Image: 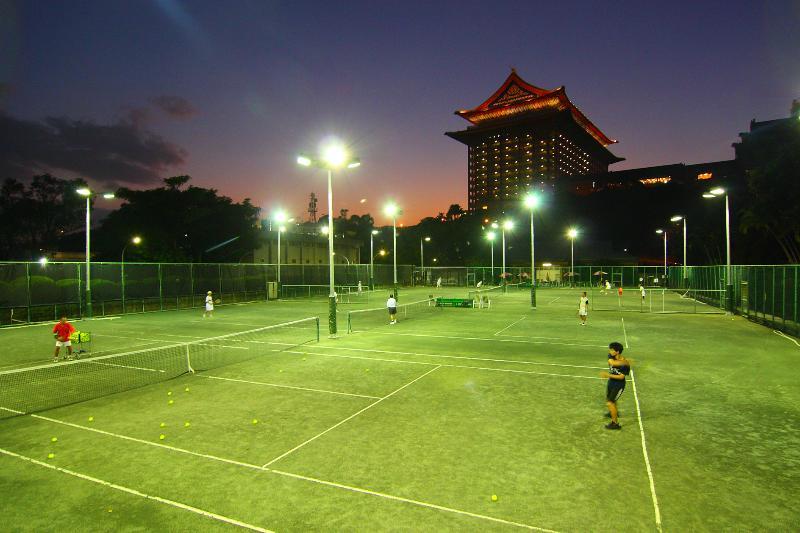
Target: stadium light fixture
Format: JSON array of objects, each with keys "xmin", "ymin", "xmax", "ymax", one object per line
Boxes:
[
  {"xmin": 542, "ymin": 262, "xmax": 552, "ymax": 267},
  {"xmin": 670, "ymin": 215, "xmax": 683, "ymax": 222},
  {"xmin": 671, "ymin": 216, "xmax": 688, "ymax": 280},
  {"xmin": 523, "ymin": 193, "xmax": 542, "ymax": 308},
  {"xmin": 132, "ymin": 236, "xmax": 142, "ymax": 245},
  {"xmin": 420, "ymin": 236, "xmax": 431, "ymax": 281},
  {"xmin": 273, "ymin": 210, "xmax": 288, "ymax": 224},
  {"xmin": 76, "ymin": 188, "xmax": 91, "ymax": 196},
  {"xmin": 703, "ymin": 187, "xmax": 733, "ymax": 312},
  {"xmin": 379, "ymin": 249, "xmax": 387, "ymax": 256},
  {"xmin": 500, "ymin": 221, "xmax": 514, "ymax": 290},
  {"xmin": 322, "ymin": 143, "xmax": 348, "ymax": 168},
  {"xmin": 709, "ymin": 187, "xmax": 726, "ymax": 196},
  {"xmin": 369, "ymin": 229, "xmax": 380, "ymax": 289},
  {"xmin": 655, "ymin": 229, "xmax": 664, "ymax": 234},
  {"xmin": 567, "ymin": 228, "xmax": 578, "ymax": 239},
  {"xmin": 75, "ymin": 187, "xmax": 115, "ymax": 318},
  {"xmin": 523, "ymin": 192, "xmax": 541, "ymax": 209},
  {"xmin": 384, "ymin": 202, "xmax": 402, "ymax": 294},
  {"xmin": 491, "ymin": 222, "xmax": 499, "ymax": 229},
  {"xmin": 567, "ymin": 228, "xmax": 578, "ymax": 287},
  {"xmin": 38, "ymin": 257, "xmax": 48, "ymax": 266},
  {"xmin": 102, "ymin": 192, "xmax": 115, "ymax": 199},
  {"xmin": 702, "ymin": 193, "xmax": 715, "ymax": 198},
  {"xmin": 296, "ymin": 155, "xmax": 312, "ymax": 166},
  {"xmin": 656, "ymin": 229, "xmax": 667, "ymax": 275},
  {"xmin": 320, "ymin": 225, "xmax": 329, "ymax": 235}
]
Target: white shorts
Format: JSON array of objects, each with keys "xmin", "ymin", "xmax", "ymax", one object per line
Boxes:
[
  {"xmin": 579, "ymin": 310, "xmax": 588, "ymax": 317},
  {"xmin": 55, "ymin": 340, "xmax": 72, "ymax": 347},
  {"xmin": 205, "ymin": 304, "xmax": 214, "ymax": 311}
]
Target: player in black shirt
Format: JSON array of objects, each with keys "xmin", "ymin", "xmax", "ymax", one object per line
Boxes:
[{"xmin": 600, "ymin": 341, "xmax": 630, "ymax": 430}]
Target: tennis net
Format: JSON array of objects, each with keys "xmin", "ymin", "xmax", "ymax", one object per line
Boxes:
[
  {"xmin": 0, "ymin": 316, "xmax": 320, "ymax": 419},
  {"xmin": 347, "ymin": 298, "xmax": 437, "ymax": 333},
  {"xmin": 281, "ymin": 284, "xmax": 370, "ymax": 303},
  {"xmin": 467, "ymin": 285, "xmax": 503, "ymax": 301}
]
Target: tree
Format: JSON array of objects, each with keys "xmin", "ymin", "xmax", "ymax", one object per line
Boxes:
[
  {"xmin": 737, "ymin": 115, "xmax": 800, "ymax": 263},
  {"xmin": 446, "ymin": 204, "xmax": 465, "ymax": 221},
  {"xmin": 96, "ymin": 176, "xmax": 262, "ymax": 261},
  {"xmin": 0, "ymin": 174, "xmax": 87, "ymax": 259}
]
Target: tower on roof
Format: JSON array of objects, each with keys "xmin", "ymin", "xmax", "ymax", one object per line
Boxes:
[{"xmin": 445, "ymin": 69, "xmax": 623, "ymax": 213}]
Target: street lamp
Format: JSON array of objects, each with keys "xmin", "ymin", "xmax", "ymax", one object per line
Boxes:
[
  {"xmin": 121, "ymin": 235, "xmax": 142, "ymax": 313},
  {"xmin": 296, "ymin": 141, "xmax": 361, "ymax": 336},
  {"xmin": 567, "ymin": 228, "xmax": 578, "ymax": 287},
  {"xmin": 524, "ymin": 192, "xmax": 541, "ymax": 308},
  {"xmin": 273, "ymin": 210, "xmax": 288, "ymax": 288},
  {"xmin": 703, "ymin": 187, "xmax": 733, "ymax": 313},
  {"xmin": 486, "ymin": 231, "xmax": 497, "ymax": 284},
  {"xmin": 671, "ymin": 215, "xmax": 687, "ymax": 283},
  {"xmin": 501, "ymin": 220, "xmax": 513, "ymax": 292},
  {"xmin": 76, "ymin": 188, "xmax": 115, "ymax": 318},
  {"xmin": 370, "ymin": 229, "xmax": 379, "ymax": 290},
  {"xmin": 655, "ymin": 229, "xmax": 667, "ymax": 277},
  {"xmin": 420, "ymin": 236, "xmax": 431, "ymax": 285},
  {"xmin": 384, "ymin": 202, "xmax": 401, "ymax": 298}
]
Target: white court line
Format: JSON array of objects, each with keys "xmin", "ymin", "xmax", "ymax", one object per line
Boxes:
[
  {"xmin": 773, "ymin": 330, "xmax": 800, "ymax": 348},
  {"xmin": 548, "ymin": 297, "xmax": 561, "ymax": 304},
  {"xmin": 262, "ymin": 366, "xmax": 442, "ymax": 467},
  {"xmin": 630, "ymin": 370, "xmax": 662, "ymax": 532},
  {"xmin": 269, "ymin": 468, "xmax": 557, "ymax": 532},
  {"xmin": 0, "ymin": 446, "xmax": 272, "ymax": 532},
  {"xmin": 87, "ymin": 361, "xmax": 165, "ymax": 373},
  {"xmin": 621, "ymin": 318, "xmax": 629, "ymax": 349},
  {"xmin": 286, "ymin": 350, "xmax": 602, "ymax": 381},
  {"xmin": 300, "ymin": 344, "xmax": 606, "ymax": 370},
  {"xmin": 1, "ymin": 406, "xmax": 25, "ymax": 414},
  {"xmin": 494, "ymin": 315, "xmax": 526, "ymax": 336},
  {"xmin": 94, "ymin": 333, "xmax": 249, "ymax": 350},
  {"xmin": 31, "ymin": 414, "xmax": 552, "ymax": 531},
  {"xmin": 199, "ymin": 374, "xmax": 380, "ymax": 399},
  {"xmin": 368, "ymin": 331, "xmax": 607, "ymax": 348}
]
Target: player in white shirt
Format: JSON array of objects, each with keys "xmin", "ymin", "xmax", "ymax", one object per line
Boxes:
[
  {"xmin": 387, "ymin": 294, "xmax": 397, "ymax": 324},
  {"xmin": 639, "ymin": 285, "xmax": 646, "ymax": 302},
  {"xmin": 436, "ymin": 277, "xmax": 442, "ymax": 288},
  {"xmin": 203, "ymin": 291, "xmax": 214, "ymax": 318},
  {"xmin": 578, "ymin": 291, "xmax": 589, "ymax": 325}
]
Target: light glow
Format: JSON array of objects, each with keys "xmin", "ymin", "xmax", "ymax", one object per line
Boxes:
[
  {"xmin": 567, "ymin": 228, "xmax": 578, "ymax": 239},
  {"xmin": 502, "ymin": 220, "xmax": 513, "ymax": 230},
  {"xmin": 670, "ymin": 215, "xmax": 684, "ymax": 222},
  {"xmin": 273, "ymin": 210, "xmax": 288, "ymax": 223},
  {"xmin": 103, "ymin": 193, "xmax": 115, "ymax": 199},
  {"xmin": 702, "ymin": 193, "xmax": 715, "ymax": 198},
  {"xmin": 320, "ymin": 226, "xmax": 329, "ymax": 235},
  {"xmin": 76, "ymin": 188, "xmax": 91, "ymax": 196},
  {"xmin": 371, "ymin": 229, "xmax": 379, "ymax": 235},
  {"xmin": 296, "ymin": 155, "xmax": 312, "ymax": 167},
  {"xmin": 710, "ymin": 187, "xmax": 726, "ymax": 196},
  {"xmin": 132, "ymin": 236, "xmax": 142, "ymax": 245},
  {"xmin": 322, "ymin": 144, "xmax": 348, "ymax": 168},
  {"xmin": 523, "ymin": 192, "xmax": 541, "ymax": 209},
  {"xmin": 486, "ymin": 231, "xmax": 496, "ymax": 241},
  {"xmin": 656, "ymin": 229, "xmax": 664, "ymax": 234},
  {"xmin": 542, "ymin": 262, "xmax": 552, "ymax": 267},
  {"xmin": 423, "ymin": 236, "xmax": 431, "ymax": 242},
  {"xmin": 38, "ymin": 257, "xmax": 48, "ymax": 266},
  {"xmin": 383, "ymin": 203, "xmax": 399, "ymax": 217}
]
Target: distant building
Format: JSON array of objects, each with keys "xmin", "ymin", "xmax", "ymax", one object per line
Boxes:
[{"xmin": 445, "ymin": 69, "xmax": 622, "ymax": 213}]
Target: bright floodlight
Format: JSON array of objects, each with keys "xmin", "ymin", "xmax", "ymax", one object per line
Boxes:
[
  {"xmin": 503, "ymin": 220, "xmax": 513, "ymax": 230},
  {"xmin": 371, "ymin": 229, "xmax": 379, "ymax": 235},
  {"xmin": 132, "ymin": 236, "xmax": 142, "ymax": 244},
  {"xmin": 279, "ymin": 225, "xmax": 286, "ymax": 233},
  {"xmin": 76, "ymin": 188, "xmax": 91, "ymax": 196},
  {"xmin": 103, "ymin": 193, "xmax": 115, "ymax": 199},
  {"xmin": 702, "ymin": 193, "xmax": 715, "ymax": 198},
  {"xmin": 710, "ymin": 187, "xmax": 726, "ymax": 196},
  {"xmin": 297, "ymin": 155, "xmax": 312, "ymax": 166},
  {"xmin": 567, "ymin": 228, "xmax": 578, "ymax": 239},
  {"xmin": 273, "ymin": 210, "xmax": 288, "ymax": 223},
  {"xmin": 322, "ymin": 144, "xmax": 348, "ymax": 168},
  {"xmin": 424, "ymin": 236, "xmax": 431, "ymax": 242},
  {"xmin": 670, "ymin": 215, "xmax": 684, "ymax": 222},
  {"xmin": 347, "ymin": 160, "xmax": 361, "ymax": 169},
  {"xmin": 491, "ymin": 222, "xmax": 499, "ymax": 229},
  {"xmin": 38, "ymin": 257, "xmax": 48, "ymax": 265},
  {"xmin": 379, "ymin": 249, "xmax": 387, "ymax": 256},
  {"xmin": 320, "ymin": 225, "xmax": 329, "ymax": 235},
  {"xmin": 523, "ymin": 192, "xmax": 541, "ymax": 209},
  {"xmin": 542, "ymin": 262, "xmax": 552, "ymax": 267},
  {"xmin": 486, "ymin": 231, "xmax": 496, "ymax": 241},
  {"xmin": 656, "ymin": 229, "xmax": 664, "ymax": 234},
  {"xmin": 384, "ymin": 203, "xmax": 399, "ymax": 217}
]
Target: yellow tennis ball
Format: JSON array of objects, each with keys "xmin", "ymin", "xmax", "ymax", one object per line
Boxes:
[
  {"xmin": 279, "ymin": 370, "xmax": 283, "ymax": 373},
  {"xmin": 168, "ymin": 400, "xmax": 174, "ymax": 405},
  {"xmin": 88, "ymin": 416, "xmax": 94, "ymax": 422},
  {"xmin": 184, "ymin": 422, "xmax": 190, "ymax": 428},
  {"xmin": 491, "ymin": 495, "xmax": 498, "ymax": 502},
  {"xmin": 51, "ymin": 437, "xmax": 58, "ymax": 443},
  {"xmin": 184, "ymin": 387, "xmax": 190, "ymax": 392},
  {"xmin": 107, "ymin": 509, "xmax": 113, "ymax": 513},
  {"xmin": 252, "ymin": 419, "xmax": 258, "ymax": 425},
  {"xmin": 47, "ymin": 453, "xmax": 55, "ymax": 459},
  {"xmin": 159, "ymin": 434, "xmax": 166, "ymax": 440},
  {"xmin": 160, "ymin": 422, "xmax": 166, "ymax": 428}
]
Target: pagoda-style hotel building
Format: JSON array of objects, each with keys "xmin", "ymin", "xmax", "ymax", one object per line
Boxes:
[{"xmin": 446, "ymin": 69, "xmax": 623, "ymax": 213}]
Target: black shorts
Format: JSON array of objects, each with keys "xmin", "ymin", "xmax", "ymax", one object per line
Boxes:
[
  {"xmin": 606, "ymin": 381, "xmax": 626, "ymax": 402},
  {"xmin": 388, "ymin": 307, "xmax": 397, "ymax": 315}
]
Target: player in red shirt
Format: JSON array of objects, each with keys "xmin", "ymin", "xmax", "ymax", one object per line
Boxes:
[{"xmin": 52, "ymin": 315, "xmax": 76, "ymax": 362}]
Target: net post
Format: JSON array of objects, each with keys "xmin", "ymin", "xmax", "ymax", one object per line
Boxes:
[
  {"xmin": 186, "ymin": 344, "xmax": 194, "ymax": 373},
  {"xmin": 316, "ymin": 316, "xmax": 321, "ymax": 341}
]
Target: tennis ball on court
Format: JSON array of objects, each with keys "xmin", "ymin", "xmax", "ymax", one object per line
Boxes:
[
  {"xmin": 184, "ymin": 387, "xmax": 190, "ymax": 392},
  {"xmin": 107, "ymin": 509, "xmax": 113, "ymax": 513},
  {"xmin": 279, "ymin": 369, "xmax": 284, "ymax": 373},
  {"xmin": 491, "ymin": 494, "xmax": 498, "ymax": 502},
  {"xmin": 252, "ymin": 419, "xmax": 259, "ymax": 425},
  {"xmin": 184, "ymin": 422, "xmax": 190, "ymax": 428},
  {"xmin": 365, "ymin": 368, "xmax": 370, "ymax": 372},
  {"xmin": 47, "ymin": 453, "xmax": 55, "ymax": 459},
  {"xmin": 167, "ymin": 391, "xmax": 172, "ymax": 396},
  {"xmin": 88, "ymin": 416, "xmax": 94, "ymax": 422},
  {"xmin": 168, "ymin": 400, "xmax": 174, "ymax": 405},
  {"xmin": 160, "ymin": 422, "xmax": 166, "ymax": 428},
  {"xmin": 51, "ymin": 437, "xmax": 58, "ymax": 443},
  {"xmin": 159, "ymin": 434, "xmax": 166, "ymax": 440}
]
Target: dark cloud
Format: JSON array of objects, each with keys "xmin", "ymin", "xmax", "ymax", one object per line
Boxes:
[
  {"xmin": 0, "ymin": 112, "xmax": 187, "ymax": 185},
  {"xmin": 150, "ymin": 95, "xmax": 197, "ymax": 119}
]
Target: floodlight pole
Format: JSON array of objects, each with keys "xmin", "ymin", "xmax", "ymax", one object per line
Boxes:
[
  {"xmin": 662, "ymin": 231, "xmax": 668, "ymax": 276},
  {"xmin": 501, "ymin": 228, "xmax": 507, "ymax": 293},
  {"xmin": 370, "ymin": 231, "xmax": 375, "ymax": 290},
  {"xmin": 419, "ymin": 238, "xmax": 424, "ymax": 285},
  {"xmin": 724, "ymin": 193, "xmax": 733, "ymax": 314},
  {"xmin": 392, "ymin": 215, "xmax": 398, "ymax": 297},
  {"xmin": 327, "ymin": 169, "xmax": 336, "ymax": 336},
  {"xmin": 277, "ymin": 227, "xmax": 282, "ymax": 286},
  {"xmin": 84, "ymin": 196, "xmax": 92, "ymax": 318},
  {"xmin": 570, "ymin": 237, "xmax": 575, "ymax": 288},
  {"xmin": 682, "ymin": 218, "xmax": 687, "ymax": 284},
  {"xmin": 529, "ymin": 208, "xmax": 536, "ymax": 309},
  {"xmin": 490, "ymin": 240, "xmax": 494, "ymax": 284}
]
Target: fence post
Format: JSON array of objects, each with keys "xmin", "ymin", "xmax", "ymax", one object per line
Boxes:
[
  {"xmin": 158, "ymin": 263, "xmax": 164, "ymax": 311},
  {"xmin": 189, "ymin": 263, "xmax": 194, "ymax": 308},
  {"xmin": 25, "ymin": 262, "xmax": 32, "ymax": 323},
  {"xmin": 77, "ymin": 263, "xmax": 82, "ymax": 318}
]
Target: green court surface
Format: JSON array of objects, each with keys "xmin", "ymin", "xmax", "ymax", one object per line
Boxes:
[{"xmin": 1, "ymin": 287, "xmax": 798, "ymax": 531}]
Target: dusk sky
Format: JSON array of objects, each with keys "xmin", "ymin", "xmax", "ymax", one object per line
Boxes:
[{"xmin": 1, "ymin": 0, "xmax": 798, "ymax": 224}]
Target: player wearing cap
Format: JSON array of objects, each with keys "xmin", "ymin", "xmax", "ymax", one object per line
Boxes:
[{"xmin": 52, "ymin": 315, "xmax": 76, "ymax": 362}]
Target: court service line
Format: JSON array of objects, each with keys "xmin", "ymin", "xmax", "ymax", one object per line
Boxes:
[
  {"xmin": 548, "ymin": 297, "xmax": 561, "ymax": 304},
  {"xmin": 1, "ymin": 406, "xmax": 25, "ymax": 414},
  {"xmin": 0, "ymin": 447, "xmax": 272, "ymax": 533},
  {"xmin": 286, "ymin": 350, "xmax": 603, "ymax": 381},
  {"xmin": 198, "ymin": 374, "xmax": 380, "ymax": 399},
  {"xmin": 88, "ymin": 361, "xmax": 165, "ymax": 373},
  {"xmin": 367, "ymin": 331, "xmax": 608, "ymax": 348},
  {"xmin": 262, "ymin": 366, "xmax": 442, "ymax": 467},
  {"xmin": 30, "ymin": 415, "xmax": 553, "ymax": 531},
  {"xmin": 494, "ymin": 315, "xmax": 527, "ymax": 336},
  {"xmin": 621, "ymin": 318, "xmax": 629, "ymax": 349},
  {"xmin": 773, "ymin": 330, "xmax": 800, "ymax": 348},
  {"xmin": 300, "ymin": 344, "xmax": 606, "ymax": 370},
  {"xmin": 630, "ymin": 370, "xmax": 662, "ymax": 532}
]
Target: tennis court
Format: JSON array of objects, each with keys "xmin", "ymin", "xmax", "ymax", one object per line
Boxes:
[{"xmin": 1, "ymin": 287, "xmax": 798, "ymax": 531}]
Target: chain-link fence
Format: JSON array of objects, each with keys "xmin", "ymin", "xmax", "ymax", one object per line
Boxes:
[{"xmin": 0, "ymin": 261, "xmax": 415, "ymax": 325}]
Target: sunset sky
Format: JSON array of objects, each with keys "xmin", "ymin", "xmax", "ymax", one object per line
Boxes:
[{"xmin": 1, "ymin": 0, "xmax": 798, "ymax": 224}]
